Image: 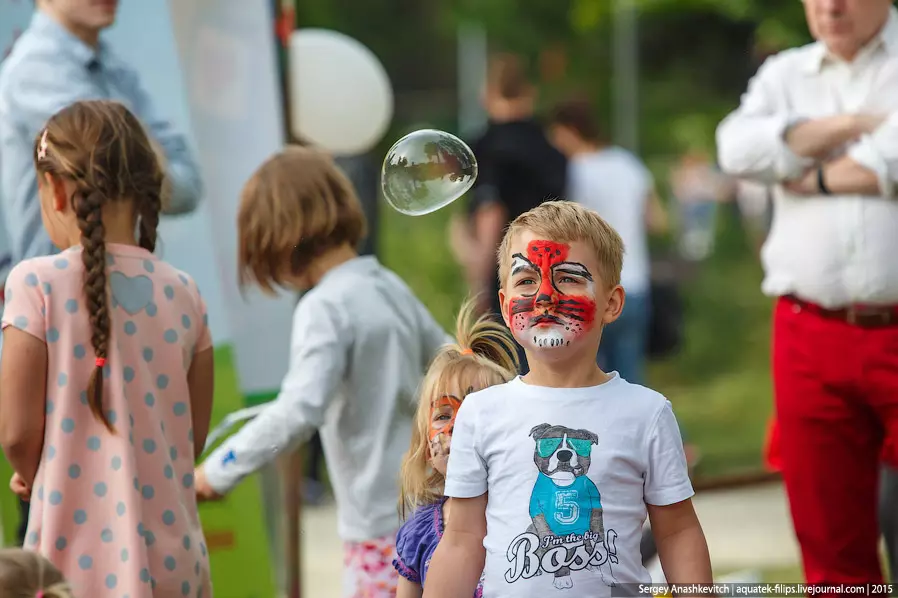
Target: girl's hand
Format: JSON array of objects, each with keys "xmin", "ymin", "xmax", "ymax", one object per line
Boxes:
[
  {"xmin": 10, "ymin": 473, "xmax": 30, "ymax": 501},
  {"xmin": 194, "ymin": 465, "xmax": 224, "ymax": 502}
]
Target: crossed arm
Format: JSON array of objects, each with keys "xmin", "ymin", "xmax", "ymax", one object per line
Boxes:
[{"xmin": 715, "ymin": 57, "xmax": 895, "ymax": 198}]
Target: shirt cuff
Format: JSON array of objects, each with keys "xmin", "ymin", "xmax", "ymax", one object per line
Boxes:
[
  {"xmin": 848, "ymin": 134, "xmax": 894, "ymax": 199},
  {"xmin": 776, "ymin": 117, "xmax": 816, "ymax": 181},
  {"xmin": 443, "ymin": 478, "xmax": 488, "ymax": 499},
  {"xmin": 202, "ymin": 445, "xmax": 243, "ymax": 495},
  {"xmin": 644, "ymin": 481, "xmax": 696, "ymax": 507}
]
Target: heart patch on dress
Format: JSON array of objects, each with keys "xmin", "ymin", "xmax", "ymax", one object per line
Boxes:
[{"xmin": 110, "ymin": 272, "xmax": 154, "ymax": 315}]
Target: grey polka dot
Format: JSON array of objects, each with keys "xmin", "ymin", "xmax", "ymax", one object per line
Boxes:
[
  {"xmin": 147, "ymin": 302, "xmax": 158, "ymax": 316},
  {"xmin": 105, "ymin": 574, "xmax": 117, "ymax": 589},
  {"xmin": 74, "ymin": 344, "xmax": 86, "ymax": 359},
  {"xmin": 46, "ymin": 445, "xmax": 56, "ymax": 460},
  {"xmin": 74, "ymin": 510, "xmax": 87, "ymax": 524},
  {"xmin": 144, "ymin": 392, "xmax": 155, "ymax": 407},
  {"xmin": 27, "ymin": 531, "xmax": 38, "ymax": 545},
  {"xmin": 164, "ymin": 285, "xmax": 175, "ymax": 300},
  {"xmin": 157, "ymin": 375, "xmax": 169, "ymax": 389},
  {"xmin": 182, "ymin": 314, "xmax": 192, "ymax": 329},
  {"xmin": 112, "ymin": 456, "xmax": 122, "ymax": 470},
  {"xmin": 124, "ymin": 321, "xmax": 137, "ymax": 335},
  {"xmin": 47, "ymin": 328, "xmax": 59, "ymax": 343},
  {"xmin": 78, "ymin": 555, "xmax": 92, "ymax": 570},
  {"xmin": 182, "ymin": 535, "xmax": 191, "ymax": 550},
  {"xmin": 68, "ymin": 464, "xmax": 81, "ymax": 479},
  {"xmin": 65, "ymin": 299, "xmax": 78, "ymax": 314},
  {"xmin": 107, "ymin": 410, "xmax": 117, "ymax": 425},
  {"xmin": 173, "ymin": 402, "xmax": 187, "ymax": 416},
  {"xmin": 87, "ymin": 436, "xmax": 101, "ymax": 451},
  {"xmin": 143, "ymin": 347, "xmax": 154, "ymax": 362},
  {"xmin": 121, "ymin": 548, "xmax": 129, "ymax": 562},
  {"xmin": 42, "ymin": 282, "xmax": 51, "ymax": 294},
  {"xmin": 195, "ymin": 561, "xmax": 200, "ymax": 576},
  {"xmin": 46, "ymin": 400, "xmax": 54, "ymax": 414},
  {"xmin": 37, "ymin": 486, "xmax": 43, "ymax": 501},
  {"xmin": 61, "ymin": 418, "xmax": 75, "ymax": 433},
  {"xmin": 143, "ymin": 260, "xmax": 155, "ymax": 273},
  {"xmin": 106, "ymin": 254, "xmax": 115, "ymax": 266},
  {"xmin": 182, "ymin": 581, "xmax": 191, "ymax": 595},
  {"xmin": 200, "ymin": 542, "xmax": 206, "ymax": 556},
  {"xmin": 140, "ymin": 568, "xmax": 150, "ymax": 582},
  {"xmin": 133, "ymin": 477, "xmax": 139, "ymax": 490},
  {"xmin": 204, "ymin": 313, "xmax": 209, "ymax": 327},
  {"xmin": 53, "ymin": 258, "xmax": 68, "ymax": 269},
  {"xmin": 164, "ymin": 464, "xmax": 174, "ymax": 479},
  {"xmin": 24, "ymin": 273, "xmax": 38, "ymax": 287},
  {"xmin": 144, "ymin": 531, "xmax": 156, "ymax": 546},
  {"xmin": 188, "ymin": 429, "xmax": 194, "ymax": 442},
  {"xmin": 165, "ymin": 556, "xmax": 176, "ymax": 571},
  {"xmin": 163, "ymin": 510, "xmax": 175, "ymax": 526},
  {"xmin": 124, "ymin": 367, "xmax": 135, "ymax": 382},
  {"xmin": 117, "ymin": 501, "xmax": 126, "ymax": 516},
  {"xmin": 94, "ymin": 482, "xmax": 107, "ymax": 497},
  {"xmin": 49, "ymin": 490, "xmax": 62, "ymax": 505},
  {"xmin": 142, "ymin": 485, "xmax": 155, "ymax": 499},
  {"xmin": 55, "ymin": 536, "xmax": 67, "ymax": 551},
  {"xmin": 164, "ymin": 329, "xmax": 178, "ymax": 343},
  {"xmin": 101, "ymin": 528, "xmax": 113, "ymax": 543},
  {"xmin": 143, "ymin": 439, "xmax": 157, "ymax": 454},
  {"xmin": 103, "ymin": 364, "xmax": 111, "ymax": 379},
  {"xmin": 182, "ymin": 473, "xmax": 194, "ymax": 489},
  {"xmin": 170, "ymin": 446, "xmax": 178, "ymax": 461},
  {"xmin": 130, "ymin": 414, "xmax": 135, "ymax": 427},
  {"xmin": 13, "ymin": 316, "xmax": 28, "ymax": 329},
  {"xmin": 57, "ymin": 372, "xmax": 67, "ymax": 387},
  {"xmin": 79, "ymin": 391, "xmax": 88, "ymax": 405}
]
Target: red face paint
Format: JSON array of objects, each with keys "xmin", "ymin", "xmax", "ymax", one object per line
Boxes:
[
  {"xmin": 507, "ymin": 240, "xmax": 597, "ymax": 349},
  {"xmin": 429, "ymin": 392, "xmax": 466, "ymax": 475}
]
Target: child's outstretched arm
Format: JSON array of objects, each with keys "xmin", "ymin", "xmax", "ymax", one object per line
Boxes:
[
  {"xmin": 644, "ymin": 401, "xmax": 713, "ymax": 586},
  {"xmin": 196, "ymin": 296, "xmax": 347, "ymax": 499},
  {"xmin": 648, "ymin": 499, "xmax": 712, "ymax": 584},
  {"xmin": 423, "ymin": 493, "xmax": 487, "ymax": 598}
]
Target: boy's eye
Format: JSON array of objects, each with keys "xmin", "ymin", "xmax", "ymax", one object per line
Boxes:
[
  {"xmin": 516, "ymin": 278, "xmax": 536, "ymax": 286},
  {"xmin": 558, "ymin": 276, "xmax": 578, "ymax": 284},
  {"xmin": 436, "ymin": 414, "xmax": 451, "ymax": 421}
]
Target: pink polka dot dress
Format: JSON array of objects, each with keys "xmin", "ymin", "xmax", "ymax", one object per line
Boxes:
[{"xmin": 1, "ymin": 244, "xmax": 213, "ymax": 598}]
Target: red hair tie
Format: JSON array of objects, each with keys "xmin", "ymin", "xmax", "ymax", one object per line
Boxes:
[{"xmin": 95, "ymin": 357, "xmax": 106, "ymax": 367}]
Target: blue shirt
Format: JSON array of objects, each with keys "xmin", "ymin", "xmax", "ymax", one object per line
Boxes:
[
  {"xmin": 0, "ymin": 11, "xmax": 203, "ymax": 264},
  {"xmin": 529, "ymin": 473, "xmax": 603, "ymax": 536}
]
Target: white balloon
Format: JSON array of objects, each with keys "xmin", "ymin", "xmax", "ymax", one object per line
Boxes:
[{"xmin": 288, "ymin": 29, "xmax": 394, "ymax": 156}]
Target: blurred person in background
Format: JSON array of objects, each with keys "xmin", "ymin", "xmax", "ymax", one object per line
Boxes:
[
  {"xmin": 448, "ymin": 53, "xmax": 567, "ymax": 374},
  {"xmin": 717, "ymin": 0, "xmax": 898, "ymax": 586},
  {"xmin": 547, "ymin": 97, "xmax": 667, "ymax": 386},
  {"xmin": 669, "ymin": 149, "xmax": 732, "ymax": 262},
  {"xmin": 0, "ymin": 0, "xmax": 203, "ymax": 545}
]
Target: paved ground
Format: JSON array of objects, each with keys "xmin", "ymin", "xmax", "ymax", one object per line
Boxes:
[{"xmin": 294, "ymin": 480, "xmax": 801, "ymax": 597}]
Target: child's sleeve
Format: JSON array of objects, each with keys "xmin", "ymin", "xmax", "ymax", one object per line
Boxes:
[
  {"xmin": 202, "ymin": 295, "xmax": 347, "ymax": 494},
  {"xmin": 443, "ymin": 398, "xmax": 487, "ymax": 498},
  {"xmin": 1, "ymin": 262, "xmax": 46, "ymax": 342},
  {"xmin": 393, "ymin": 514, "xmax": 424, "ymax": 583},
  {"xmin": 643, "ymin": 400, "xmax": 695, "ymax": 506}
]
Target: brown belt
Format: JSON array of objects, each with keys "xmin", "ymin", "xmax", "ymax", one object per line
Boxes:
[{"xmin": 784, "ymin": 295, "xmax": 898, "ymax": 328}]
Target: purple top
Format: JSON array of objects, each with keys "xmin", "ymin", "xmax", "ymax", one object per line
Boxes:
[{"xmin": 393, "ymin": 498, "xmax": 484, "ymax": 597}]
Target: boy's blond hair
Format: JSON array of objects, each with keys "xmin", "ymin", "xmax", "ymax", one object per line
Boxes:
[
  {"xmin": 399, "ymin": 298, "xmax": 519, "ymax": 519},
  {"xmin": 497, "ymin": 200, "xmax": 624, "ymax": 289},
  {"xmin": 237, "ymin": 146, "xmax": 367, "ymax": 293}
]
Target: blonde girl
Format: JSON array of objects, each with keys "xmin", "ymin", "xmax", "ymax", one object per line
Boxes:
[
  {"xmin": 393, "ymin": 300, "xmax": 519, "ymax": 598},
  {"xmin": 0, "ymin": 549, "xmax": 74, "ymax": 597}
]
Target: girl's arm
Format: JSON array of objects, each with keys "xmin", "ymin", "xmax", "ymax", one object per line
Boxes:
[
  {"xmin": 423, "ymin": 493, "xmax": 488, "ymax": 598},
  {"xmin": 648, "ymin": 498, "xmax": 713, "ymax": 585},
  {"xmin": 0, "ymin": 327, "xmax": 48, "ymax": 486},
  {"xmin": 188, "ymin": 346, "xmax": 214, "ymax": 461},
  {"xmin": 397, "ymin": 577, "xmax": 423, "ymax": 598}
]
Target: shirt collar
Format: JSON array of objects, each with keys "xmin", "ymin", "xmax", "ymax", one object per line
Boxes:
[
  {"xmin": 30, "ymin": 10, "xmax": 109, "ymax": 69},
  {"xmin": 316, "ymin": 255, "xmax": 380, "ymax": 287},
  {"xmin": 803, "ymin": 6, "xmax": 898, "ymax": 74}
]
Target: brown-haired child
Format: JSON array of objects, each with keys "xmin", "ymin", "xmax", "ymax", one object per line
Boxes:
[{"xmin": 194, "ymin": 146, "xmax": 452, "ymax": 596}]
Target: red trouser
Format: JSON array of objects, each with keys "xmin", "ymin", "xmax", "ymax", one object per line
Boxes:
[{"xmin": 770, "ymin": 297, "xmax": 898, "ymax": 589}]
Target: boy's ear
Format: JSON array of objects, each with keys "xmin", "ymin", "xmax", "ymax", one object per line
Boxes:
[
  {"xmin": 601, "ymin": 285, "xmax": 625, "ymax": 325},
  {"xmin": 498, "ymin": 289, "xmax": 512, "ymax": 329}
]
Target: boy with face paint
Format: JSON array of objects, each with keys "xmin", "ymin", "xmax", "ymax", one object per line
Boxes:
[{"xmin": 424, "ymin": 201, "xmax": 712, "ymax": 597}]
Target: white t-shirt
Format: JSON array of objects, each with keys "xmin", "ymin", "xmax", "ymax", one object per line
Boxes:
[
  {"xmin": 567, "ymin": 148, "xmax": 653, "ymax": 295},
  {"xmin": 444, "ymin": 374, "xmax": 693, "ymax": 597},
  {"xmin": 204, "ymin": 256, "xmax": 451, "ymax": 541}
]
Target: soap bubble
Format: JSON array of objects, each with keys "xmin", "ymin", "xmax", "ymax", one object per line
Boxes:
[{"xmin": 381, "ymin": 129, "xmax": 478, "ymax": 216}]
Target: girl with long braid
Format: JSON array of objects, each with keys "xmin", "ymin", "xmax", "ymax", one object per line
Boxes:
[{"xmin": 0, "ymin": 100, "xmax": 214, "ymax": 598}]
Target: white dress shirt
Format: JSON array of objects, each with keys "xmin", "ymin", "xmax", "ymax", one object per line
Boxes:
[{"xmin": 716, "ymin": 8, "xmax": 898, "ymax": 308}]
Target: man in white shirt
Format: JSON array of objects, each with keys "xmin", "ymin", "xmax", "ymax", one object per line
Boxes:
[{"xmin": 717, "ymin": 0, "xmax": 898, "ymax": 586}]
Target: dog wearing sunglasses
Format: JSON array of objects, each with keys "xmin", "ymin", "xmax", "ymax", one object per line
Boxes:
[{"xmin": 526, "ymin": 423, "xmax": 610, "ymax": 589}]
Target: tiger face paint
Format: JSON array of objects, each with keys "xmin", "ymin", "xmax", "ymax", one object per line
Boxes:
[
  {"xmin": 506, "ymin": 239, "xmax": 597, "ymax": 350},
  {"xmin": 428, "ymin": 387, "xmax": 471, "ymax": 475}
]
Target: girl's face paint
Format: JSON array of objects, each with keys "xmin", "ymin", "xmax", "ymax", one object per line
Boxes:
[
  {"xmin": 428, "ymin": 388, "xmax": 471, "ymax": 475},
  {"xmin": 506, "ymin": 239, "xmax": 597, "ymax": 350}
]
